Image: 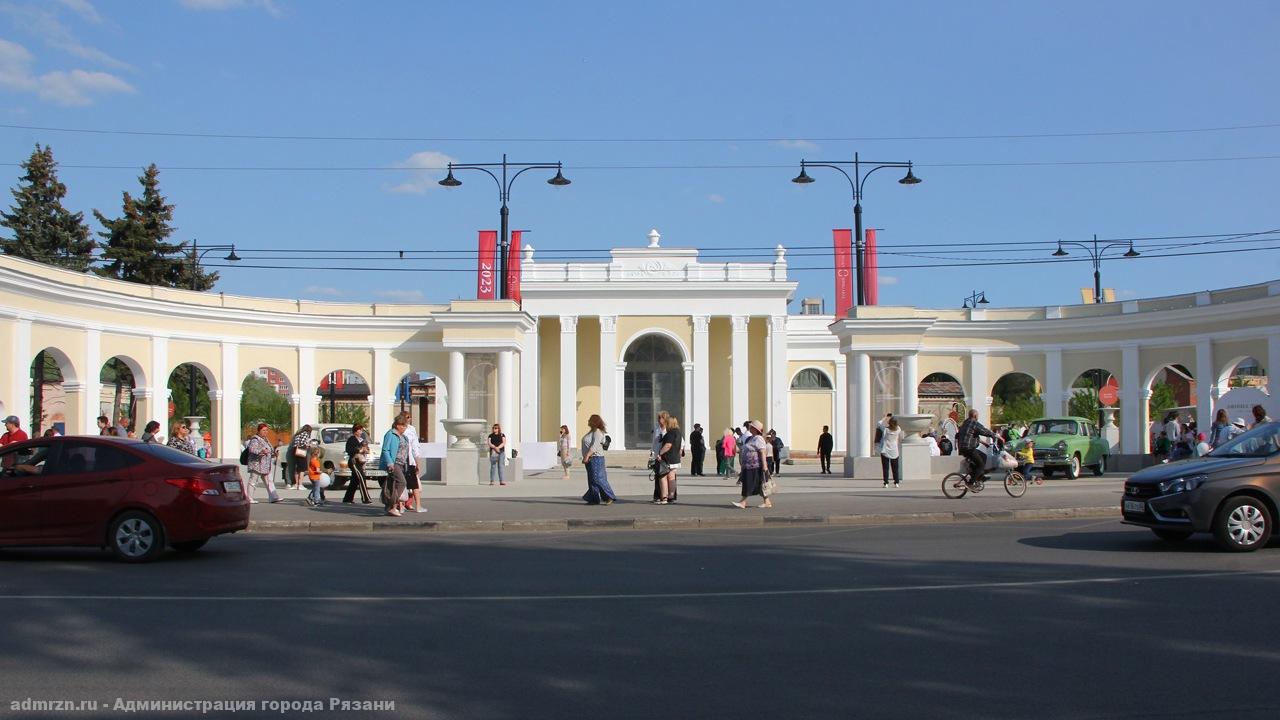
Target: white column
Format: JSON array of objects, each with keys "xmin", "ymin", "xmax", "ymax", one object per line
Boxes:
[
  {"xmin": 691, "ymin": 315, "xmax": 710, "ymax": 430},
  {"xmin": 768, "ymin": 315, "xmax": 789, "ymax": 437},
  {"xmin": 372, "ymin": 348, "xmax": 392, "ymax": 435},
  {"xmin": 614, "ymin": 362, "xmax": 627, "ymax": 450},
  {"xmin": 901, "ymin": 353, "xmax": 919, "ymax": 415},
  {"xmin": 682, "ymin": 362, "xmax": 694, "ymax": 429},
  {"xmin": 1195, "ymin": 340, "xmax": 1214, "ymax": 432},
  {"xmin": 730, "ymin": 315, "xmax": 750, "ymax": 424},
  {"xmin": 559, "ymin": 315, "xmax": 578, "ymax": 436},
  {"xmin": 498, "ymin": 349, "xmax": 514, "ymax": 453},
  {"xmin": 852, "ymin": 351, "xmax": 871, "ymax": 460},
  {"xmin": 968, "ymin": 351, "xmax": 989, "ymax": 425},
  {"xmin": 599, "ymin": 316, "xmax": 617, "ymax": 434},
  {"xmin": 447, "ymin": 351, "xmax": 465, "ymax": 419},
  {"xmin": 149, "ymin": 336, "xmax": 169, "ymax": 428},
  {"xmin": 9, "ymin": 319, "xmax": 31, "ymax": 425},
  {"xmin": 218, "ymin": 341, "xmax": 240, "ymax": 459},
  {"xmin": 83, "ymin": 328, "xmax": 102, "ymax": 434},
  {"xmin": 834, "ymin": 355, "xmax": 848, "ymax": 452},
  {"xmin": 1121, "ymin": 344, "xmax": 1141, "ymax": 455},
  {"xmin": 521, "ymin": 320, "xmax": 541, "ymax": 443},
  {"xmin": 1268, "ymin": 334, "xmax": 1280, "ymax": 399},
  {"xmin": 1044, "ymin": 349, "xmax": 1064, "ymax": 416},
  {"xmin": 298, "ymin": 345, "xmax": 318, "ymax": 426}
]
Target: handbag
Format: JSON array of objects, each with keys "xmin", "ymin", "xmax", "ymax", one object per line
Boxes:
[
  {"xmin": 293, "ymin": 447, "xmax": 306, "ymax": 459},
  {"xmin": 762, "ymin": 477, "xmax": 778, "ymax": 497},
  {"xmin": 653, "ymin": 458, "xmax": 671, "ymax": 477}
]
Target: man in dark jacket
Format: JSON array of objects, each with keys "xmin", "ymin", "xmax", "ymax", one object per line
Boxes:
[
  {"xmin": 956, "ymin": 409, "xmax": 997, "ymax": 485},
  {"xmin": 817, "ymin": 425, "xmax": 833, "ymax": 473},
  {"xmin": 689, "ymin": 424, "xmax": 706, "ymax": 476}
]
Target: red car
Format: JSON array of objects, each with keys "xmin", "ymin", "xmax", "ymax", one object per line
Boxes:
[{"xmin": 0, "ymin": 436, "xmax": 249, "ymax": 562}]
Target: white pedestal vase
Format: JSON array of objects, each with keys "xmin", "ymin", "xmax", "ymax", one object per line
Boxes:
[
  {"xmin": 895, "ymin": 414, "xmax": 935, "ymax": 482},
  {"xmin": 441, "ymin": 418, "xmax": 488, "ymax": 485}
]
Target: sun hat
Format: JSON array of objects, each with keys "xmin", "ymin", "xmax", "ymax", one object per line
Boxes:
[{"xmin": 749, "ymin": 420, "xmax": 764, "ymax": 433}]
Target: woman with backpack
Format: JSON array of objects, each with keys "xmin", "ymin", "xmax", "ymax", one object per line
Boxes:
[
  {"xmin": 244, "ymin": 423, "xmax": 280, "ymax": 504},
  {"xmin": 580, "ymin": 414, "xmax": 616, "ymax": 505}
]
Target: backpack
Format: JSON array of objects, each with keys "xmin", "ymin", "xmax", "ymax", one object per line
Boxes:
[
  {"xmin": 939, "ymin": 437, "xmax": 953, "ymax": 455},
  {"xmin": 602, "ymin": 434, "xmax": 612, "ymax": 451},
  {"xmin": 239, "ymin": 445, "xmax": 250, "ymax": 465}
]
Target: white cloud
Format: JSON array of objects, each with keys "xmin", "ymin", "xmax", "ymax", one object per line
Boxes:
[
  {"xmin": 0, "ymin": 39, "xmax": 36, "ymax": 91},
  {"xmin": 375, "ymin": 289, "xmax": 426, "ymax": 302},
  {"xmin": 1, "ymin": 3, "xmax": 131, "ymax": 70},
  {"xmin": 56, "ymin": 0, "xmax": 102, "ymax": 24},
  {"xmin": 302, "ymin": 285, "xmax": 343, "ymax": 298},
  {"xmin": 37, "ymin": 68, "xmax": 134, "ymax": 105},
  {"xmin": 179, "ymin": 0, "xmax": 284, "ymax": 18},
  {"xmin": 879, "ymin": 274, "xmax": 899, "ymax": 286},
  {"xmin": 707, "ymin": 193, "xmax": 725, "ymax": 203},
  {"xmin": 0, "ymin": 39, "xmax": 132, "ymax": 105},
  {"xmin": 774, "ymin": 139, "xmax": 819, "ymax": 152},
  {"xmin": 386, "ymin": 150, "xmax": 457, "ymax": 194}
]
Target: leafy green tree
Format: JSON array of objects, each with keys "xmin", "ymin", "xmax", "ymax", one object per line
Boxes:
[
  {"xmin": 320, "ymin": 403, "xmax": 369, "ymax": 426},
  {"xmin": 1149, "ymin": 382, "xmax": 1177, "ymax": 418},
  {"xmin": 100, "ymin": 358, "xmax": 136, "ymax": 428},
  {"xmin": 240, "ymin": 374, "xmax": 291, "ymax": 435},
  {"xmin": 1, "ymin": 145, "xmax": 95, "ymax": 270},
  {"xmin": 168, "ymin": 364, "xmax": 210, "ymax": 419},
  {"xmin": 993, "ymin": 396, "xmax": 1045, "ymax": 426},
  {"xmin": 94, "ymin": 164, "xmax": 218, "ymax": 289}
]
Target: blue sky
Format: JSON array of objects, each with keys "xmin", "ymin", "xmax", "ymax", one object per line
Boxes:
[{"xmin": 1, "ymin": 0, "xmax": 1278, "ymax": 309}]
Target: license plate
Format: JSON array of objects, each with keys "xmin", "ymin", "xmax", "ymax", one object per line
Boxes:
[
  {"xmin": 224, "ymin": 481, "xmax": 242, "ymax": 494},
  {"xmin": 1123, "ymin": 499, "xmax": 1145, "ymax": 513}
]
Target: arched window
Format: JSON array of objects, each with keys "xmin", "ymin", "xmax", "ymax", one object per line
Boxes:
[
  {"xmin": 791, "ymin": 368, "xmax": 833, "ymax": 390},
  {"xmin": 623, "ymin": 334, "xmax": 685, "ymax": 449}
]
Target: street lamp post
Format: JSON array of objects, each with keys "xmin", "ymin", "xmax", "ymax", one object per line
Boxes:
[
  {"xmin": 792, "ymin": 152, "xmax": 920, "ymax": 306},
  {"xmin": 439, "ymin": 154, "xmax": 570, "ymax": 300},
  {"xmin": 962, "ymin": 290, "xmax": 990, "ymax": 309},
  {"xmin": 186, "ymin": 240, "xmax": 239, "ymax": 417},
  {"xmin": 1051, "ymin": 235, "xmax": 1138, "ymax": 430},
  {"xmin": 1051, "ymin": 234, "xmax": 1139, "ymax": 304}
]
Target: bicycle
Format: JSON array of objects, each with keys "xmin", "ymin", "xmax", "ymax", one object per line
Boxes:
[{"xmin": 942, "ymin": 465, "xmax": 1028, "ymax": 498}]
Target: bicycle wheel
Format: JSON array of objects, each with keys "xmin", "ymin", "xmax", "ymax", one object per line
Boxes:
[
  {"xmin": 942, "ymin": 472, "xmax": 969, "ymax": 499},
  {"xmin": 1004, "ymin": 471, "xmax": 1027, "ymax": 498}
]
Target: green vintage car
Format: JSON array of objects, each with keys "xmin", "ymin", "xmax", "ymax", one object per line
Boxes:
[{"xmin": 1015, "ymin": 416, "xmax": 1110, "ymax": 479}]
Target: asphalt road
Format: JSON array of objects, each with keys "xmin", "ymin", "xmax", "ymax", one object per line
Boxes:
[{"xmin": 1, "ymin": 520, "xmax": 1277, "ymax": 719}]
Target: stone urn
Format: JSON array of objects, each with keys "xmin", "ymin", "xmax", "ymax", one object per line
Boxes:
[
  {"xmin": 441, "ymin": 418, "xmax": 489, "ymax": 449},
  {"xmin": 895, "ymin": 414, "xmax": 934, "ymax": 444}
]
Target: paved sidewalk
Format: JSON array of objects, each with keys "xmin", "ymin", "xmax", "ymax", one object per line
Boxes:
[{"xmin": 246, "ymin": 468, "xmax": 1127, "ymax": 533}]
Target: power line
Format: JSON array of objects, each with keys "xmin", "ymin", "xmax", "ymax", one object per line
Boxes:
[
  {"xmin": 7, "ymin": 154, "xmax": 1280, "ymax": 173},
  {"xmin": 4, "ymin": 121, "xmax": 1280, "ymax": 143}
]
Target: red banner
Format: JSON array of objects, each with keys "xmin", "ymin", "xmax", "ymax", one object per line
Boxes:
[
  {"xmin": 833, "ymin": 229, "xmax": 853, "ymax": 317},
  {"xmin": 477, "ymin": 230, "xmax": 497, "ymax": 299},
  {"xmin": 507, "ymin": 230, "xmax": 523, "ymax": 305},
  {"xmin": 864, "ymin": 228, "xmax": 879, "ymax": 305}
]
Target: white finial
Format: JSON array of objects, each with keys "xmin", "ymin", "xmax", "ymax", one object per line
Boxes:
[
  {"xmin": 647, "ymin": 229, "xmax": 661, "ymax": 248},
  {"xmin": 523, "ymin": 244, "xmax": 535, "ymax": 263},
  {"xmin": 774, "ymin": 244, "xmax": 787, "ymax": 262}
]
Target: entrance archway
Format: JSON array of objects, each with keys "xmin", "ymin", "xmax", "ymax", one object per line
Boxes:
[{"xmin": 623, "ymin": 334, "xmax": 686, "ymax": 449}]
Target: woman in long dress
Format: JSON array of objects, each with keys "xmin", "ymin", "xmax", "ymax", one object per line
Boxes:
[
  {"xmin": 581, "ymin": 414, "xmax": 616, "ymax": 505},
  {"xmin": 731, "ymin": 421, "xmax": 772, "ymax": 509}
]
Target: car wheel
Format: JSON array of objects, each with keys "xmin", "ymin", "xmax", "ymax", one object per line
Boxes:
[
  {"xmin": 1066, "ymin": 454, "xmax": 1081, "ymax": 480},
  {"xmin": 171, "ymin": 539, "xmax": 208, "ymax": 553},
  {"xmin": 108, "ymin": 511, "xmax": 165, "ymax": 563},
  {"xmin": 1093, "ymin": 455, "xmax": 1107, "ymax": 476},
  {"xmin": 1214, "ymin": 496, "xmax": 1273, "ymax": 552},
  {"xmin": 1152, "ymin": 528, "xmax": 1193, "ymax": 542}
]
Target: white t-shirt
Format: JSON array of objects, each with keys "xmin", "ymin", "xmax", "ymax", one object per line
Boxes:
[
  {"xmin": 1163, "ymin": 421, "xmax": 1180, "ymax": 446},
  {"xmin": 925, "ymin": 436, "xmax": 941, "ymax": 457},
  {"xmin": 403, "ymin": 424, "xmax": 420, "ymax": 464},
  {"xmin": 880, "ymin": 428, "xmax": 904, "ymax": 459}
]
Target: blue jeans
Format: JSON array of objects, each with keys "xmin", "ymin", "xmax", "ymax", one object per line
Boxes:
[
  {"xmin": 583, "ymin": 456, "xmax": 616, "ymax": 503},
  {"xmin": 490, "ymin": 453, "xmax": 505, "ymax": 483},
  {"xmin": 308, "ymin": 474, "xmax": 329, "ymax": 504}
]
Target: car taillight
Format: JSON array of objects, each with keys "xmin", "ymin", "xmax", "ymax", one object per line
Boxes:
[{"xmin": 166, "ymin": 477, "xmax": 221, "ymax": 496}]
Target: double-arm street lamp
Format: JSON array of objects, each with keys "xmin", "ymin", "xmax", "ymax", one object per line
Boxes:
[
  {"xmin": 962, "ymin": 290, "xmax": 990, "ymax": 309},
  {"xmin": 187, "ymin": 240, "xmax": 239, "ymax": 418},
  {"xmin": 1051, "ymin": 234, "xmax": 1139, "ymax": 304},
  {"xmin": 439, "ymin": 154, "xmax": 571, "ymax": 300},
  {"xmin": 792, "ymin": 152, "xmax": 921, "ymax": 306}
]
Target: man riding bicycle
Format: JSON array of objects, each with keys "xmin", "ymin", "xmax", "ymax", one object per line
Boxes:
[{"xmin": 956, "ymin": 409, "xmax": 998, "ymax": 487}]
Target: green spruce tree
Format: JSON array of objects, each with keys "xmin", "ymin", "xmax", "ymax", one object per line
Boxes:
[
  {"xmin": 1, "ymin": 144, "xmax": 96, "ymax": 270},
  {"xmin": 94, "ymin": 164, "xmax": 219, "ymax": 289}
]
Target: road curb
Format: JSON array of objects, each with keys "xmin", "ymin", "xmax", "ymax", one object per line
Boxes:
[{"xmin": 246, "ymin": 505, "xmax": 1120, "ymax": 534}]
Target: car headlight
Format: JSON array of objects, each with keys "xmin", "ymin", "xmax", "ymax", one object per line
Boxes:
[
  {"xmin": 1159, "ymin": 474, "xmax": 1207, "ymax": 494},
  {"xmin": 1056, "ymin": 440, "xmax": 1068, "ymax": 452}
]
